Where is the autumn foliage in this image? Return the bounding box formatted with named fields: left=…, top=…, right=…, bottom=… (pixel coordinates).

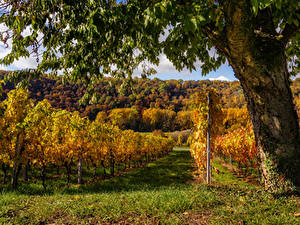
left=0, top=88, right=175, bottom=188
left=1, top=72, right=299, bottom=132
left=214, top=126, right=257, bottom=167
left=190, top=90, right=258, bottom=172
left=190, top=89, right=223, bottom=170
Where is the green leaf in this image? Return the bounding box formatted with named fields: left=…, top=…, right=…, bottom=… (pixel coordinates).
left=191, top=18, right=198, bottom=30
left=197, top=15, right=206, bottom=22
left=275, top=0, right=282, bottom=9
left=251, top=0, right=258, bottom=16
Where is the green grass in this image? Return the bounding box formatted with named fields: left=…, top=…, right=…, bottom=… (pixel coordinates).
left=0, top=149, right=299, bottom=224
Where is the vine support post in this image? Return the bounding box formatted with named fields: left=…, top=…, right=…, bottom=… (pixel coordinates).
left=207, top=92, right=211, bottom=184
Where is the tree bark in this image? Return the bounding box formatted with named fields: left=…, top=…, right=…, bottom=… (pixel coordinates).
left=77, top=158, right=83, bottom=184
left=219, top=1, right=300, bottom=193
left=111, top=160, right=114, bottom=176
left=65, top=163, right=71, bottom=184
left=41, top=165, right=46, bottom=190
left=234, top=60, right=300, bottom=193
left=11, top=133, right=24, bottom=190
left=23, top=163, right=28, bottom=182
left=92, top=164, right=97, bottom=179
left=2, top=163, right=8, bottom=184
left=110, top=150, right=114, bottom=176
left=101, top=161, right=106, bottom=178
left=56, top=165, right=60, bottom=175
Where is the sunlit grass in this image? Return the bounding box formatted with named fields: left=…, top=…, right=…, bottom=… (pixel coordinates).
left=0, top=149, right=299, bottom=224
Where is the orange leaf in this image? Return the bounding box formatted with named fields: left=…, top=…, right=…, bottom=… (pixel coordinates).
left=294, top=212, right=300, bottom=217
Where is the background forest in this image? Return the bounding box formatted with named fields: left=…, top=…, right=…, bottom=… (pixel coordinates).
left=2, top=70, right=299, bottom=133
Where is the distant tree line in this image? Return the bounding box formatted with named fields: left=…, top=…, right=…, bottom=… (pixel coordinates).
left=1, top=71, right=299, bottom=132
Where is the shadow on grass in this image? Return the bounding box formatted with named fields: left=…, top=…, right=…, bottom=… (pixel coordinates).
left=0, top=150, right=195, bottom=195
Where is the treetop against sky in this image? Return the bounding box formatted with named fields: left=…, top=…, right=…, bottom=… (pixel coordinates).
left=0, top=0, right=238, bottom=82
left=0, top=26, right=234, bottom=81
left=0, top=0, right=298, bottom=82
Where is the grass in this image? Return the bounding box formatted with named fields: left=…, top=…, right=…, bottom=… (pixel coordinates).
left=0, top=149, right=299, bottom=224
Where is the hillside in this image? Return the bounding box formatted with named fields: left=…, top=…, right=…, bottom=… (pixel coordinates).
left=1, top=71, right=299, bottom=125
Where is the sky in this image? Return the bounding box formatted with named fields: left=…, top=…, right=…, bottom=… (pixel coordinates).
left=0, top=40, right=236, bottom=83
left=148, top=61, right=235, bottom=81
left=0, top=56, right=236, bottom=82
left=0, top=43, right=236, bottom=82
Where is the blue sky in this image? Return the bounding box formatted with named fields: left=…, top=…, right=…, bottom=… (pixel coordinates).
left=149, top=64, right=236, bottom=81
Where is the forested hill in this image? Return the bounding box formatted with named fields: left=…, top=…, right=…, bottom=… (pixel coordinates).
left=1, top=71, right=299, bottom=121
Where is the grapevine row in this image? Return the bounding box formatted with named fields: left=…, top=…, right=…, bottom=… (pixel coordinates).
left=0, top=89, right=175, bottom=189
left=190, top=90, right=257, bottom=174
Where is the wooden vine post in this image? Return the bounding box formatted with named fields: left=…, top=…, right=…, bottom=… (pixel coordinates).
left=206, top=92, right=211, bottom=184
left=190, top=89, right=224, bottom=185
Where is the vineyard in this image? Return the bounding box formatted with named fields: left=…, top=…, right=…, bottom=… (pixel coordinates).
left=0, top=85, right=299, bottom=224
left=1, top=84, right=298, bottom=190
left=0, top=88, right=175, bottom=189
left=190, top=90, right=258, bottom=177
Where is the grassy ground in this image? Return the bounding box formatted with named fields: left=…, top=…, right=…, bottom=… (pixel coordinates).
left=0, top=149, right=299, bottom=224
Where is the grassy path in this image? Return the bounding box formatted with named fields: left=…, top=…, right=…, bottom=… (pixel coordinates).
left=0, top=149, right=299, bottom=224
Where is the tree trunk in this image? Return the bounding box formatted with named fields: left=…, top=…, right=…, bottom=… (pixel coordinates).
left=111, top=160, right=114, bottom=176
left=11, top=133, right=24, bottom=190
left=92, top=165, right=97, bottom=179
left=221, top=2, right=300, bottom=193
left=101, top=161, right=106, bottom=178
left=236, top=63, right=300, bottom=193
left=77, top=158, right=83, bottom=184
left=110, top=150, right=114, bottom=176
left=65, top=163, right=71, bottom=184
left=11, top=162, right=22, bottom=189
left=56, top=166, right=60, bottom=175
left=23, top=163, right=28, bottom=182
left=2, top=163, right=8, bottom=184
left=41, top=165, right=46, bottom=190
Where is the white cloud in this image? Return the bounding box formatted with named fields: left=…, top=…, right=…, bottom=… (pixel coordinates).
left=159, top=27, right=170, bottom=42
left=0, top=23, right=224, bottom=79
left=209, top=76, right=230, bottom=81
left=133, top=53, right=204, bottom=77
left=154, top=54, right=175, bottom=73
left=0, top=21, right=45, bottom=71
left=0, top=42, right=38, bottom=70
left=0, top=46, right=10, bottom=58
left=13, top=57, right=38, bottom=69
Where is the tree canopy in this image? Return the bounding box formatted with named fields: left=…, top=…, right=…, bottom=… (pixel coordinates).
left=0, top=0, right=298, bottom=84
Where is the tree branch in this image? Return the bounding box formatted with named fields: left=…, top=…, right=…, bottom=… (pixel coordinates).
left=201, top=25, right=231, bottom=59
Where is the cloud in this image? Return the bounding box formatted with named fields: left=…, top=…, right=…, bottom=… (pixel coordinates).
left=0, top=46, right=10, bottom=58
left=209, top=76, right=230, bottom=81
left=155, top=54, right=176, bottom=73
left=0, top=43, right=38, bottom=70
left=133, top=53, right=204, bottom=78
left=13, top=57, right=38, bottom=69
left=0, top=22, right=44, bottom=71
left=0, top=23, right=226, bottom=79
